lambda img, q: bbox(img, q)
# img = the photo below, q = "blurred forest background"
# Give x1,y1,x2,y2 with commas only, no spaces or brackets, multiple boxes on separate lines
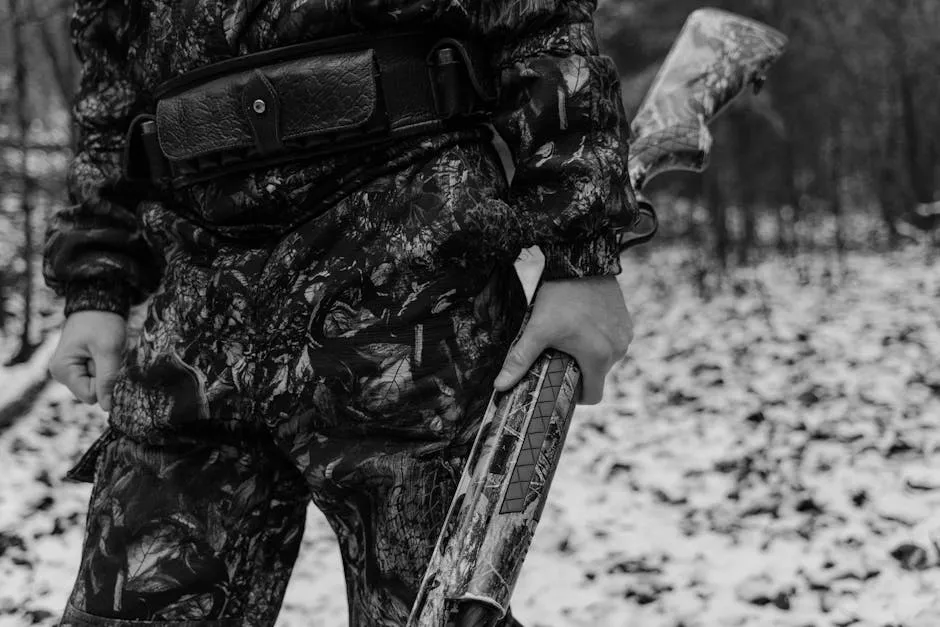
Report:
599,0,940,261
1,0,940,360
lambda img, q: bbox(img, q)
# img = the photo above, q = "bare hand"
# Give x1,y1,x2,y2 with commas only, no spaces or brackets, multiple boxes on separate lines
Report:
48,311,127,411
493,276,633,405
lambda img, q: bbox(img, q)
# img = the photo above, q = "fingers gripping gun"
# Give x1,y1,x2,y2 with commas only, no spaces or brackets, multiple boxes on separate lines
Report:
408,9,788,627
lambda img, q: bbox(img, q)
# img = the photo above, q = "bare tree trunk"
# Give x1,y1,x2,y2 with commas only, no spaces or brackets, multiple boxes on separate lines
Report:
0,272,7,334
899,70,932,203
773,203,788,256
872,69,907,247
9,0,38,365
737,163,757,266
828,124,847,278
876,164,905,248
38,20,75,107
778,137,800,255
726,111,757,266
705,169,730,271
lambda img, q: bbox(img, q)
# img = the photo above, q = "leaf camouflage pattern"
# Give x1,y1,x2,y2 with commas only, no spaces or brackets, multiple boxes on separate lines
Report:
48,2,642,624
44,0,640,319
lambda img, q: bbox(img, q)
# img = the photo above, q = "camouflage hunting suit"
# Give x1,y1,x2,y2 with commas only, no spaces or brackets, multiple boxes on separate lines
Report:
44,0,638,624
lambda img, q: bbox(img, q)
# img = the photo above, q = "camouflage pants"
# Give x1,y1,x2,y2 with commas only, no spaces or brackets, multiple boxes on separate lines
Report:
59,139,528,626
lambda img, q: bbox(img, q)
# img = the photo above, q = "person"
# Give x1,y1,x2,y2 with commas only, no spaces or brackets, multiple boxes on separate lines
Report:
44,1,637,625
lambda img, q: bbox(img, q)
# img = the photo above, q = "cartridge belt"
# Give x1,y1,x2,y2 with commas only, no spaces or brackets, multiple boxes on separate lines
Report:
125,31,498,189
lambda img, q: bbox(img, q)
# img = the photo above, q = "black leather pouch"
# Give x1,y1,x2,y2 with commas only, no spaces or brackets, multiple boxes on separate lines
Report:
126,32,497,188
150,47,386,186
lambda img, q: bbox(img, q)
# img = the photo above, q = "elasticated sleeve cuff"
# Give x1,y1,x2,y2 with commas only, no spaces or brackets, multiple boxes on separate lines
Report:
541,230,623,280
64,280,134,318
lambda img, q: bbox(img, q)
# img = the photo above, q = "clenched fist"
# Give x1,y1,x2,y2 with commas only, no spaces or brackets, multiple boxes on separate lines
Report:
493,276,633,405
48,311,127,412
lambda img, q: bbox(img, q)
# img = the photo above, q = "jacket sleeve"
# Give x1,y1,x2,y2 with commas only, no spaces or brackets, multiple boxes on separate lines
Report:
481,1,638,280
43,0,162,318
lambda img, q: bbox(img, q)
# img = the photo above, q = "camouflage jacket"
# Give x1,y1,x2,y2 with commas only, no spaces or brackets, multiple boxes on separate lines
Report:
44,0,638,318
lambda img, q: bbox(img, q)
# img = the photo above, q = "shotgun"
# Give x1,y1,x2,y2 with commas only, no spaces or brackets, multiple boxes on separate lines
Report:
408,9,788,626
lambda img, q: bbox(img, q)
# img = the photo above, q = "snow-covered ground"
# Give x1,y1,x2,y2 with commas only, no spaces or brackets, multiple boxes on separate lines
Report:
2,246,940,627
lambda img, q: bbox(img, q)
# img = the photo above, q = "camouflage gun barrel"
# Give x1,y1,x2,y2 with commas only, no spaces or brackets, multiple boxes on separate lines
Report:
407,9,788,627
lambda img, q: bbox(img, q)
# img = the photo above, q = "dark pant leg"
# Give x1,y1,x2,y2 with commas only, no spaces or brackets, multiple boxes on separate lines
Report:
251,139,531,625
311,451,524,626
59,430,309,627
59,203,314,626
300,258,526,624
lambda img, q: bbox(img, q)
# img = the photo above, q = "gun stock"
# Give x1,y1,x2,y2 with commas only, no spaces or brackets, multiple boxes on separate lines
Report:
629,8,788,190
408,9,788,627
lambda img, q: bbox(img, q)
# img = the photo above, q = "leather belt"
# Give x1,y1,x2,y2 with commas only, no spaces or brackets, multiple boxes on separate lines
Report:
125,31,498,189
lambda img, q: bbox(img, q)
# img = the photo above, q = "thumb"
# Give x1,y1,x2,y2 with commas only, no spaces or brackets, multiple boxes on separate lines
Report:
494,328,547,391
91,347,123,412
